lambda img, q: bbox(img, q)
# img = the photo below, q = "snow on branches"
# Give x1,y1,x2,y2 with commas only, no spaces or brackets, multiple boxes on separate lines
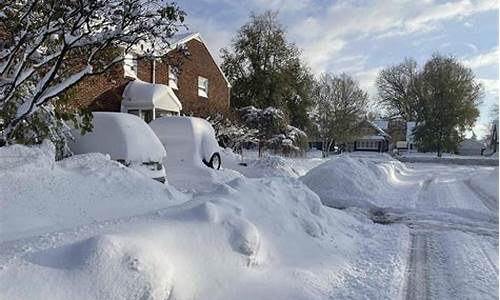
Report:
238,106,308,156
206,113,258,153
0,0,186,145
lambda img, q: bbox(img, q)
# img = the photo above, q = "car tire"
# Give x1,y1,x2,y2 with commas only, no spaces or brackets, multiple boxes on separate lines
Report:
208,153,221,170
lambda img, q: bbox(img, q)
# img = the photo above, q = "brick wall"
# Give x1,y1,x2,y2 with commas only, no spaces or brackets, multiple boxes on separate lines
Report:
70,63,130,112
69,37,230,117
167,39,230,117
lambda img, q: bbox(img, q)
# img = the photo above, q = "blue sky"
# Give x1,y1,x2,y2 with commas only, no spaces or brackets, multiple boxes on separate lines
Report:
179,0,498,137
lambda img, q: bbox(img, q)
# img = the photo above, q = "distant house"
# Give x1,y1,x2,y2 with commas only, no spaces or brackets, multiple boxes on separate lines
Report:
386,119,417,152
458,133,485,156
351,119,391,152
70,32,231,122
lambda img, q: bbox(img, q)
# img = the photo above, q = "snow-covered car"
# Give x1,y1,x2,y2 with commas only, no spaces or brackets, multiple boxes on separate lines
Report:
69,112,167,183
149,116,221,170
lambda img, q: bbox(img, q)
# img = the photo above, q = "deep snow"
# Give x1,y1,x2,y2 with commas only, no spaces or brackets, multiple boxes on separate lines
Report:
0,144,497,300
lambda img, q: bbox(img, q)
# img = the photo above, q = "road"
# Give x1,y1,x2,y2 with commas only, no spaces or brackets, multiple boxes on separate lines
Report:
401,164,498,300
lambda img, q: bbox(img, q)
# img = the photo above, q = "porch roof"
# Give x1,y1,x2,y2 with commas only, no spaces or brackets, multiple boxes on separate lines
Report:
122,79,182,113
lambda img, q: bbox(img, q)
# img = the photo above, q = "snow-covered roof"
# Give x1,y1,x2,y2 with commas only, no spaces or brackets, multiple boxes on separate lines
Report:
70,112,166,162
366,120,391,138
122,80,182,112
359,135,387,140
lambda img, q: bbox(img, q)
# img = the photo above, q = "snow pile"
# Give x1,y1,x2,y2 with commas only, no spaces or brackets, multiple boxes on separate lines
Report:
70,112,166,163
231,155,301,178
0,140,56,173
0,142,187,242
148,116,242,192
0,176,409,299
10,235,174,299
301,155,418,209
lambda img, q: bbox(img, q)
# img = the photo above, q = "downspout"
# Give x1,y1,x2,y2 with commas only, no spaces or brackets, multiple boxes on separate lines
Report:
151,59,156,84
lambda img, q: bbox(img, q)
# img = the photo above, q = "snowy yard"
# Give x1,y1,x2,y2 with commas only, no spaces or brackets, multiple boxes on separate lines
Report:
0,144,498,299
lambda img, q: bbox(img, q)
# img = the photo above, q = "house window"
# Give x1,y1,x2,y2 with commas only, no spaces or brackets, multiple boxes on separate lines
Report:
155,108,177,117
168,66,178,90
198,76,208,98
127,109,139,117
124,53,138,78
141,110,153,123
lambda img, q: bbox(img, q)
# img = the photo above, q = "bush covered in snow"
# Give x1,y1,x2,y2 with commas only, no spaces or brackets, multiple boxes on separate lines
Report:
206,113,258,153
238,106,308,156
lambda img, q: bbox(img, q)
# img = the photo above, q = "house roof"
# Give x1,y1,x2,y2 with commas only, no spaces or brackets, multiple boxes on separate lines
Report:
366,119,391,138
122,80,182,112
166,32,232,88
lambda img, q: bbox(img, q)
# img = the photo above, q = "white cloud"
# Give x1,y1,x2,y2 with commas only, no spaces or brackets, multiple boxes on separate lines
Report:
353,67,383,99
478,78,499,97
463,48,499,69
289,0,497,75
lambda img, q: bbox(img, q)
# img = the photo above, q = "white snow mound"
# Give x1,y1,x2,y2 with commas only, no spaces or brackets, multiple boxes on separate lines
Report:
301,155,417,209
0,142,187,242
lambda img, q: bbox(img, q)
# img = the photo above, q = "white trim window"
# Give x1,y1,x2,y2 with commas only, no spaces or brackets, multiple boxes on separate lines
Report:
123,53,138,79
168,66,178,90
198,76,208,98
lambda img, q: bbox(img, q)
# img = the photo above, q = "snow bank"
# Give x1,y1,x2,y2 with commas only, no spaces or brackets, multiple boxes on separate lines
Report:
300,155,419,209
235,155,301,178
0,142,187,242
0,176,409,300
69,112,166,163
148,116,240,191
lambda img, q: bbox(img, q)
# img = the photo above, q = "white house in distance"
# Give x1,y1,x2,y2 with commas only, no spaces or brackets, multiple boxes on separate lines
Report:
458,132,485,156
352,119,391,152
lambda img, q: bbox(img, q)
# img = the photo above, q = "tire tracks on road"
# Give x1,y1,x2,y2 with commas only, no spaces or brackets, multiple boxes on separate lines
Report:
464,179,498,213
404,231,430,300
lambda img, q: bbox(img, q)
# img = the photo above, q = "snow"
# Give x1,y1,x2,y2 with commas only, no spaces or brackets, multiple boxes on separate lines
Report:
69,112,166,163
122,79,182,113
301,154,419,209
0,142,497,299
0,141,185,242
149,116,240,191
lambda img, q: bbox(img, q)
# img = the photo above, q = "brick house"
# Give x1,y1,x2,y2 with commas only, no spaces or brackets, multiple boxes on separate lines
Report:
70,32,231,122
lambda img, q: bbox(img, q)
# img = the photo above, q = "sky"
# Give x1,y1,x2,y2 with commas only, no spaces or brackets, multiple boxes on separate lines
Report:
178,0,499,138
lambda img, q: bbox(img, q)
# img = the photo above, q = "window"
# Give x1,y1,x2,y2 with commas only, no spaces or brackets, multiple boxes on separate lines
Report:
124,53,138,78
127,109,139,117
141,110,153,123
198,76,208,98
155,109,177,117
168,66,178,90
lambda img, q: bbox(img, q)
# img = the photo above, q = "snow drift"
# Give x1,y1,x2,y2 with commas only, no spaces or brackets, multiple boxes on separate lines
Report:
0,141,187,242
0,143,409,299
300,155,420,209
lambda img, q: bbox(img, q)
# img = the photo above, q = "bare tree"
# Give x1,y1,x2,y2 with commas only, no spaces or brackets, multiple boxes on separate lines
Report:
0,0,186,146
376,58,419,121
311,73,368,157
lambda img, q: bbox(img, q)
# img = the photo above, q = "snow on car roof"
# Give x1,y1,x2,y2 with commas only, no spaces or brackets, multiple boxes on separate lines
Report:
70,112,166,162
149,116,219,167
122,79,182,113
